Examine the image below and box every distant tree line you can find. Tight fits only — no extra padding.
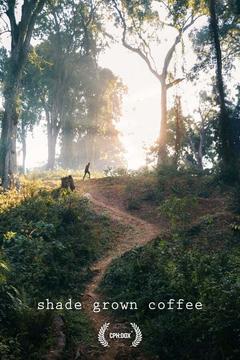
[0,0,126,186]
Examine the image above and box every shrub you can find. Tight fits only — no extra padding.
[104,167,129,177]
[0,184,119,358]
[101,237,240,359]
[159,196,197,231]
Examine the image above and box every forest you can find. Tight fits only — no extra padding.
[0,0,240,359]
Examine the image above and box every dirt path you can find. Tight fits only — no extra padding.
[81,191,160,360]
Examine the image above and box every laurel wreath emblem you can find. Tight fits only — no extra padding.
[130,323,143,347]
[98,322,142,348]
[98,322,110,347]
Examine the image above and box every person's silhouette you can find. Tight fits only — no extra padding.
[83,162,91,180]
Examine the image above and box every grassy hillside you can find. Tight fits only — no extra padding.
[100,168,240,359]
[0,180,124,359]
[1,169,240,359]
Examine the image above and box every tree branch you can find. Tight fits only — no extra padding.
[24,0,46,50]
[166,77,185,89]
[162,12,199,80]
[5,0,18,47]
[111,0,162,82]
[0,29,10,36]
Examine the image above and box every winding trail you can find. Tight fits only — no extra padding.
[80,189,160,360]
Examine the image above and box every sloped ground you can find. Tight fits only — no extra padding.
[74,175,238,359]
[78,185,160,359]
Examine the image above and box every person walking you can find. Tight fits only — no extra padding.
[83,162,91,180]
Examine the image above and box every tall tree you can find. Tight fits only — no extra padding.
[71,67,127,170]
[0,0,46,188]
[191,0,239,179]
[34,0,102,169]
[208,0,238,181]
[109,0,198,164]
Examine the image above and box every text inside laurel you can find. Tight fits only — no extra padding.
[37,299,203,311]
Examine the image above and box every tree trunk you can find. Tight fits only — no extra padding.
[0,1,46,189]
[22,127,27,175]
[209,0,238,181]
[113,1,196,168]
[47,136,57,170]
[90,133,97,168]
[158,81,168,164]
[22,140,26,175]
[61,124,74,169]
[174,96,182,166]
[46,110,58,170]
[196,131,204,171]
[0,82,19,188]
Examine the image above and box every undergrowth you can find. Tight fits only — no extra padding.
[101,169,240,360]
[0,182,120,359]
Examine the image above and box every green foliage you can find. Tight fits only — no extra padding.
[157,165,216,199]
[100,172,240,359]
[230,223,240,232]
[127,197,142,210]
[22,18,126,170]
[0,183,118,358]
[63,311,95,357]
[0,190,114,300]
[159,196,197,230]
[104,166,129,177]
[124,172,158,210]
[165,90,218,170]
[231,185,240,214]
[0,336,22,360]
[101,237,240,359]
